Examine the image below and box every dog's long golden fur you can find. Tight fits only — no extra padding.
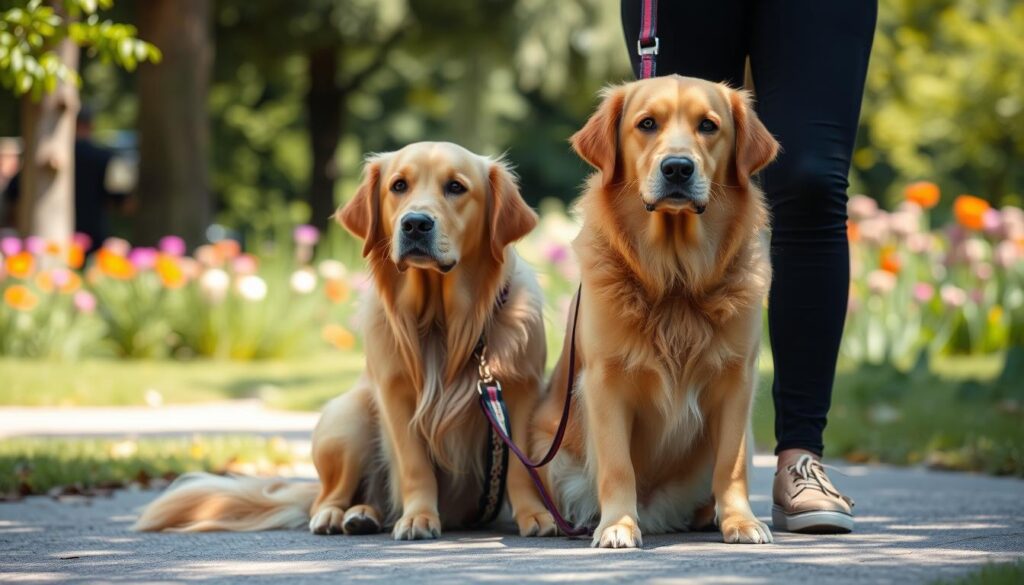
[530,76,779,548]
[135,142,556,539]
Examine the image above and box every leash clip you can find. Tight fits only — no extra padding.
[476,345,495,388]
[637,37,659,56]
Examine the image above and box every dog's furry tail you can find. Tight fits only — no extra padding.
[132,473,319,532]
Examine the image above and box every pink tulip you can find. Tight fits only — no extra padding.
[72,232,92,252]
[232,254,259,275]
[982,209,1002,236]
[912,283,934,303]
[50,268,72,288]
[25,235,45,255]
[73,290,97,313]
[128,247,159,270]
[543,243,569,264]
[0,236,21,256]
[293,225,320,247]
[159,235,187,257]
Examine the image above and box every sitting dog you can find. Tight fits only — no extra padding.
[135,142,556,539]
[532,76,780,548]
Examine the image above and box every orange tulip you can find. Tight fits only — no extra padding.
[35,271,55,293]
[97,249,136,280]
[4,285,38,311]
[155,254,186,289]
[214,239,241,261]
[953,195,990,231]
[5,252,35,279]
[847,220,860,243]
[880,246,901,274]
[60,272,82,294]
[325,279,350,304]
[904,181,940,209]
[322,324,356,350]
[67,243,85,269]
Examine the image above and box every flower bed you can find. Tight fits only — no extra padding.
[1,185,1022,364]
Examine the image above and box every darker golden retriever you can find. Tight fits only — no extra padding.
[531,75,780,547]
[134,142,557,539]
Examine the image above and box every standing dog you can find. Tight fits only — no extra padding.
[531,76,779,548]
[135,142,556,539]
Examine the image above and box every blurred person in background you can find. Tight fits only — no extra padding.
[2,107,129,251]
[0,137,20,231]
[622,0,876,534]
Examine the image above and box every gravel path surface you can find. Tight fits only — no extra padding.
[2,456,1022,584]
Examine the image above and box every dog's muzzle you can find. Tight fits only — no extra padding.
[396,212,454,272]
[644,156,708,214]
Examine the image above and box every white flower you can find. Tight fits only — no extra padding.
[866,270,897,295]
[290,269,317,295]
[317,259,347,281]
[236,274,268,301]
[940,284,967,308]
[199,268,230,303]
[848,194,879,221]
[995,240,1018,268]
[888,211,919,237]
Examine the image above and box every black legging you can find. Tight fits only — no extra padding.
[622,0,877,456]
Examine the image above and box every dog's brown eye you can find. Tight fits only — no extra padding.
[637,117,657,131]
[391,179,408,193]
[445,180,467,195]
[698,119,719,134]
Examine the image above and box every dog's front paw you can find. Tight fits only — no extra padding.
[341,505,381,535]
[592,516,642,549]
[309,505,345,535]
[392,511,441,540]
[516,509,557,537]
[720,515,773,544]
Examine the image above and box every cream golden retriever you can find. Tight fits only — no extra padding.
[135,142,557,539]
[530,75,780,548]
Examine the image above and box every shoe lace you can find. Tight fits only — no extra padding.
[789,454,855,507]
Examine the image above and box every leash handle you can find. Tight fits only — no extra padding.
[476,287,588,536]
[638,0,659,79]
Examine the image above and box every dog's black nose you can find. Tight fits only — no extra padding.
[401,213,435,238]
[661,157,695,184]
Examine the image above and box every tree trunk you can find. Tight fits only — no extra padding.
[16,32,79,242]
[306,44,343,233]
[135,0,213,248]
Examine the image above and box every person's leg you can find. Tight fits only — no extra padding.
[621,0,748,85]
[747,1,876,463]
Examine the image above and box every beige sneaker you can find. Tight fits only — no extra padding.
[772,454,855,534]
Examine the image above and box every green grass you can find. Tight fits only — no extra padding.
[0,435,308,496]
[935,561,1024,585]
[1,349,1021,497]
[0,352,364,411]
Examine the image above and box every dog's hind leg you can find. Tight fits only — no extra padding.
[309,378,382,535]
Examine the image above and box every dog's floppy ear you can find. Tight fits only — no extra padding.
[488,159,538,263]
[337,155,386,258]
[729,90,779,189]
[571,85,627,186]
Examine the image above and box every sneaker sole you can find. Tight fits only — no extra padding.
[772,505,854,534]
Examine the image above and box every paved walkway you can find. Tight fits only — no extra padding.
[0,401,319,440]
[2,456,1022,584]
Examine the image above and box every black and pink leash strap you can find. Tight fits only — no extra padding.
[638,0,659,79]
